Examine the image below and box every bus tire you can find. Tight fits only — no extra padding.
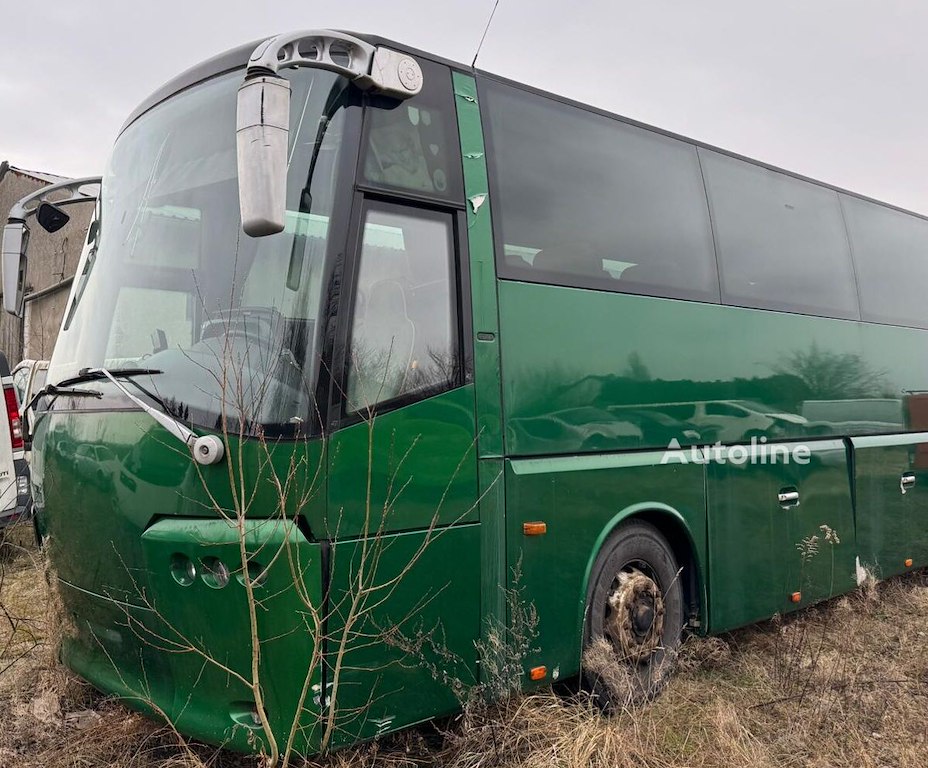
[582,519,683,709]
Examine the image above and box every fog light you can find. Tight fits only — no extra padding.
[201,556,230,589]
[170,553,196,586]
[236,559,267,588]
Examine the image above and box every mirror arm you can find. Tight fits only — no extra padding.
[3,176,101,316]
[237,31,423,238]
[244,29,423,99]
[7,176,102,223]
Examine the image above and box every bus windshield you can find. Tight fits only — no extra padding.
[49,68,353,437]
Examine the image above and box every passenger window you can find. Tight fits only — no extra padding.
[346,203,459,412]
[700,149,859,319]
[481,78,719,302]
[841,194,928,328]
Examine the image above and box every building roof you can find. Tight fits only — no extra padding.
[0,161,69,186]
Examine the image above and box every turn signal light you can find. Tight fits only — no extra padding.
[905,558,914,568]
[529,665,547,681]
[523,522,547,536]
[790,592,802,603]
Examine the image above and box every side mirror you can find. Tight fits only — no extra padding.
[36,202,70,233]
[236,75,291,237]
[1,222,27,317]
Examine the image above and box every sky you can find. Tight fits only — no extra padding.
[3,1,928,213]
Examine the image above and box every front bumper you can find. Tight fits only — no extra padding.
[57,517,325,755]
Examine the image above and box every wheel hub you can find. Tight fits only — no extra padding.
[605,568,665,663]
[632,602,655,636]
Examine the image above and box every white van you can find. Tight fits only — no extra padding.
[0,352,27,532]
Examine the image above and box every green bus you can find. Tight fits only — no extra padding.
[7,28,928,758]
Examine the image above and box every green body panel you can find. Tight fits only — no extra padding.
[453,71,509,673]
[326,386,479,537]
[33,405,324,601]
[853,432,928,578]
[60,516,323,754]
[852,321,928,576]
[707,440,857,632]
[497,282,878,455]
[453,72,504,459]
[493,280,913,638]
[323,524,481,747]
[34,404,330,754]
[323,385,482,746]
[505,451,707,679]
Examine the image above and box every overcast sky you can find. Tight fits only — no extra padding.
[3,1,928,214]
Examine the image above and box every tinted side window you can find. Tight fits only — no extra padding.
[841,194,928,328]
[700,149,859,319]
[481,79,719,302]
[361,59,463,203]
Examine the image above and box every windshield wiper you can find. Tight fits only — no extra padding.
[52,367,224,466]
[57,367,162,388]
[27,384,104,412]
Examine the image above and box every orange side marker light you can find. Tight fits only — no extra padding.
[790,592,802,604]
[523,522,547,536]
[905,558,914,568]
[529,666,547,681]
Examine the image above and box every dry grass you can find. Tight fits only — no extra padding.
[3,524,928,768]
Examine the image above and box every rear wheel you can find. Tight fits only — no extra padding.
[583,520,684,708]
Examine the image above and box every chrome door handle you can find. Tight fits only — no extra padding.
[901,472,916,494]
[778,488,800,508]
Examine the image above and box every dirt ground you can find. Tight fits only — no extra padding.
[2,522,928,768]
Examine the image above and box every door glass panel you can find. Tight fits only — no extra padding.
[346,203,457,411]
